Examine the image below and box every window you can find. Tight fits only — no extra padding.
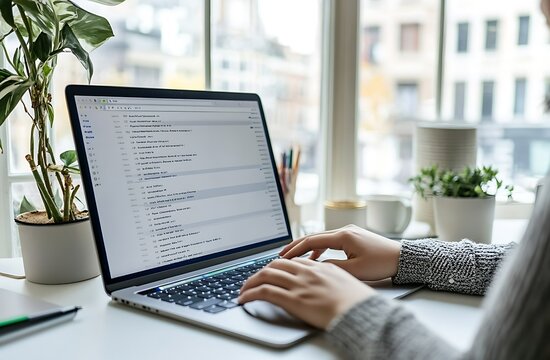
[444,1,550,202]
[364,26,381,64]
[3,0,549,256]
[2,0,323,256]
[396,83,419,117]
[481,81,495,120]
[211,0,322,204]
[400,23,421,52]
[457,22,469,53]
[358,1,437,194]
[1,0,207,256]
[453,82,466,120]
[518,15,530,46]
[514,78,527,117]
[485,20,499,51]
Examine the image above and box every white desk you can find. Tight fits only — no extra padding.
[0,220,527,360]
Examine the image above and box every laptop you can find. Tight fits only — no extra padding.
[65,85,420,348]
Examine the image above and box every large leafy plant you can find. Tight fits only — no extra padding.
[410,165,514,199]
[0,0,124,222]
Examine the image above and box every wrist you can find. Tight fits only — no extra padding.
[389,241,402,278]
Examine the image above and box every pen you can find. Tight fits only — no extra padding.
[0,306,81,334]
[288,148,293,170]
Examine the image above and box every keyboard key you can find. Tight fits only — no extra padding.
[190,298,222,310]
[204,305,226,314]
[218,300,239,309]
[224,284,240,291]
[217,294,233,300]
[202,278,220,284]
[176,297,201,306]
[147,292,163,299]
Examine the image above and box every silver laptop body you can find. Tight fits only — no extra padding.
[66,85,313,347]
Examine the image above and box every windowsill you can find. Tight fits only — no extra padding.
[495,200,533,219]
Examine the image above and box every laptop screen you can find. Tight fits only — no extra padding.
[71,90,290,280]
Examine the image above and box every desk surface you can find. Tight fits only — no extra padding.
[0,220,527,359]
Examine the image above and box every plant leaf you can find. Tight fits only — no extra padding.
[87,0,126,5]
[58,23,93,82]
[0,73,33,130]
[0,0,15,28]
[19,195,37,215]
[11,47,25,75]
[12,0,57,36]
[60,149,78,167]
[47,102,54,127]
[54,0,115,51]
[31,31,52,62]
[42,62,53,77]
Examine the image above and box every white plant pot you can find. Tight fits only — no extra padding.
[16,216,100,284]
[433,196,496,244]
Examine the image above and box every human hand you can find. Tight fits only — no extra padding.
[239,258,375,329]
[280,224,402,281]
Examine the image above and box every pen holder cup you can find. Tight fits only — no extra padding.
[285,192,301,239]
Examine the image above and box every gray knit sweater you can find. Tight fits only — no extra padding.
[327,186,550,359]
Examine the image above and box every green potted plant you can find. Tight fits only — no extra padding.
[0,0,125,283]
[410,165,513,243]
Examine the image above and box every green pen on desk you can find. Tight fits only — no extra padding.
[0,306,81,335]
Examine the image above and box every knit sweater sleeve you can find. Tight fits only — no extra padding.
[327,295,459,360]
[392,238,515,295]
[326,185,550,360]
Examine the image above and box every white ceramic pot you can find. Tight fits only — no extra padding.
[433,196,496,244]
[16,216,100,284]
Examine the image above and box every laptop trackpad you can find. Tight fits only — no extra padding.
[242,301,309,328]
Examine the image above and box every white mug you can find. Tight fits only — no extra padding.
[364,195,412,235]
[324,200,367,230]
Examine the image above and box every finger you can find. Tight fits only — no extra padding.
[279,238,306,256]
[309,248,327,260]
[238,284,291,305]
[283,232,345,259]
[241,267,298,293]
[291,257,318,267]
[266,258,311,274]
[279,228,342,256]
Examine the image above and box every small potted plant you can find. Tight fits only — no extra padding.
[0,0,125,283]
[410,165,513,243]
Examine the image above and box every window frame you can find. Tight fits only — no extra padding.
[453,81,466,120]
[481,80,495,120]
[518,15,530,46]
[399,23,421,53]
[485,19,499,51]
[514,77,527,117]
[457,22,469,53]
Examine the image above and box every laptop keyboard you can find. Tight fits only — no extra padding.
[141,255,279,314]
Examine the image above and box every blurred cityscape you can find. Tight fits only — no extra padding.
[358,0,550,199]
[7,0,550,226]
[46,0,322,205]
